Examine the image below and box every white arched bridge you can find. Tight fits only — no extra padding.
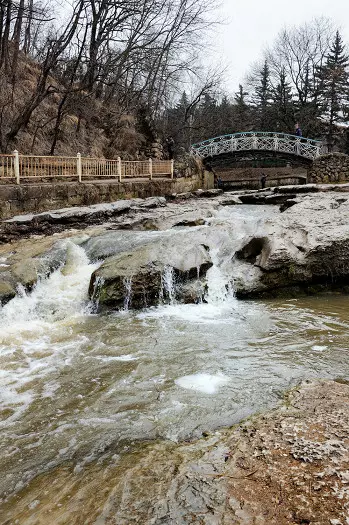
[190,132,322,161]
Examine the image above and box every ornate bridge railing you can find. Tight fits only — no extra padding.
[190,132,322,161]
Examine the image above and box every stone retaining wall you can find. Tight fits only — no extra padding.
[0,172,214,219]
[308,153,349,183]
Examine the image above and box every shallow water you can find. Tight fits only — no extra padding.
[1,205,349,520]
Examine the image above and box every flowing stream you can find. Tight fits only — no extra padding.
[1,205,349,522]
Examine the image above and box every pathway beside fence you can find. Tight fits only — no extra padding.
[0,152,174,184]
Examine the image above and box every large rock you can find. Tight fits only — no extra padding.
[0,197,167,243]
[233,193,349,297]
[0,237,58,303]
[89,230,214,309]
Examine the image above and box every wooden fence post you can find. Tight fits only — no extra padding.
[77,153,82,182]
[13,150,20,184]
[170,159,174,179]
[149,158,153,180]
[117,157,122,182]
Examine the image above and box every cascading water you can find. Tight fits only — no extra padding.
[205,247,235,306]
[162,265,176,304]
[3,204,349,523]
[0,241,100,343]
[123,276,133,310]
[88,275,105,313]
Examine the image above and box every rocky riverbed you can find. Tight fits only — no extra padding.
[2,184,349,523]
[2,379,349,524]
[2,183,349,306]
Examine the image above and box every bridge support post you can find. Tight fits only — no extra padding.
[296,140,300,156]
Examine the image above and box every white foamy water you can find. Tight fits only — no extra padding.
[0,242,99,344]
[205,247,235,305]
[175,373,230,394]
[0,242,99,426]
[91,354,138,362]
[137,300,241,324]
[161,265,176,304]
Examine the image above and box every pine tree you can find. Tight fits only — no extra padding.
[195,93,218,140]
[272,68,294,132]
[317,31,349,151]
[233,84,251,131]
[253,61,273,130]
[217,95,234,135]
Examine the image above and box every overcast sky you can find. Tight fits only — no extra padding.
[214,0,349,94]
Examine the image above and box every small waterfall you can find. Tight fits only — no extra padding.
[0,242,99,341]
[88,276,105,313]
[123,277,133,311]
[161,265,176,305]
[205,248,234,305]
[196,265,205,304]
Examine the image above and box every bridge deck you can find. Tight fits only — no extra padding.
[192,132,322,161]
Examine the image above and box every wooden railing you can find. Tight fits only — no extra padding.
[0,151,174,184]
[0,154,15,180]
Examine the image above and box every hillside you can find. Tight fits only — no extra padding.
[0,51,162,159]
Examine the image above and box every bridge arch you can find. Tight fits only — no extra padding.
[190,132,322,162]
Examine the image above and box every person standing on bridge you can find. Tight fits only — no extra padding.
[295,123,302,137]
[260,172,267,189]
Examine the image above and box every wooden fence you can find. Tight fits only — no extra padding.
[0,151,174,184]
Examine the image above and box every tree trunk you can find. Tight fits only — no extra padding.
[12,0,25,81]
[0,0,12,72]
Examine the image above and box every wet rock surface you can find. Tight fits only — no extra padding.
[0,228,105,304]
[0,198,165,243]
[234,193,349,297]
[0,198,218,304]
[2,379,349,524]
[89,238,212,309]
[3,185,349,306]
[0,195,219,243]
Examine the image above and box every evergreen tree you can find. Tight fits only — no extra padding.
[252,61,273,130]
[272,68,294,132]
[217,95,234,135]
[317,31,349,151]
[164,91,191,149]
[195,93,219,141]
[233,84,251,131]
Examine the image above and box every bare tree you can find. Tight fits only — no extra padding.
[4,0,85,149]
[266,18,334,106]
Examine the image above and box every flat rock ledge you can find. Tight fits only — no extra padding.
[98,379,349,525]
[0,190,224,244]
[3,379,349,524]
[2,183,349,243]
[0,197,167,243]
